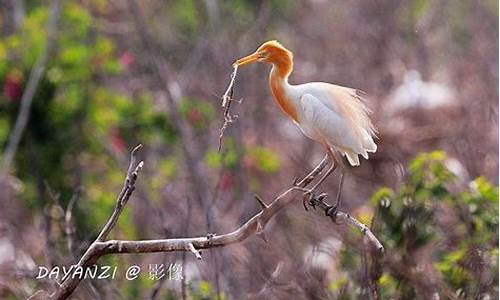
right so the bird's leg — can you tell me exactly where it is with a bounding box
[297,154,329,211]
[304,150,337,193]
[302,195,310,211]
[325,157,346,219]
[335,168,345,207]
[306,162,337,192]
[294,154,328,187]
[302,151,337,210]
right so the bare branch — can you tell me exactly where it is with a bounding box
[32,153,383,300]
[338,212,384,253]
[254,194,269,209]
[65,188,81,253]
[96,144,143,242]
[187,242,202,260]
[24,143,383,300]
[41,145,145,300]
[307,193,384,253]
[49,185,382,260]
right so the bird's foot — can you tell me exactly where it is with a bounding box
[325,204,339,223]
[302,197,310,211]
[206,233,216,240]
[301,189,315,211]
[310,192,328,208]
[302,190,328,211]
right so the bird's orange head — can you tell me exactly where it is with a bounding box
[233,40,293,71]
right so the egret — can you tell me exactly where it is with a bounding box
[234,40,377,213]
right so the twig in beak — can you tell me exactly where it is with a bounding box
[218,64,239,152]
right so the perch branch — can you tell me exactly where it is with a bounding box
[36,152,382,300]
[307,192,384,252]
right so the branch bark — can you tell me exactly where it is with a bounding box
[30,147,383,300]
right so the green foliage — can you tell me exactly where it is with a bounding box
[245,145,281,174]
[329,276,349,292]
[435,247,470,288]
[206,142,281,175]
[180,97,216,132]
[189,281,227,300]
[206,139,239,170]
[0,2,175,242]
[171,0,199,34]
[337,151,499,299]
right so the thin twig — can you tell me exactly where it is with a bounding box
[339,213,384,253]
[96,144,143,242]
[218,64,239,152]
[254,194,269,209]
[257,261,284,296]
[65,188,81,253]
[187,242,202,260]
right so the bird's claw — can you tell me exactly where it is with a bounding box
[303,191,329,211]
[325,205,339,222]
[302,189,314,211]
[310,192,328,208]
[206,233,216,240]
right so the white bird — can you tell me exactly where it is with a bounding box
[234,40,377,211]
[387,69,455,112]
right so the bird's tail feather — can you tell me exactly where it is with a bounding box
[361,129,377,153]
[344,151,360,166]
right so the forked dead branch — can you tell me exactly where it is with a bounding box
[29,144,383,300]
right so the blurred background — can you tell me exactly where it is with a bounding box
[0,0,498,299]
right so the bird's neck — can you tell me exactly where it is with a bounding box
[269,62,298,122]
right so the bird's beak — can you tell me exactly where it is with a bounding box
[233,52,261,67]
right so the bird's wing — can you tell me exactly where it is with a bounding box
[321,84,377,137]
[299,93,365,164]
[319,84,377,156]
